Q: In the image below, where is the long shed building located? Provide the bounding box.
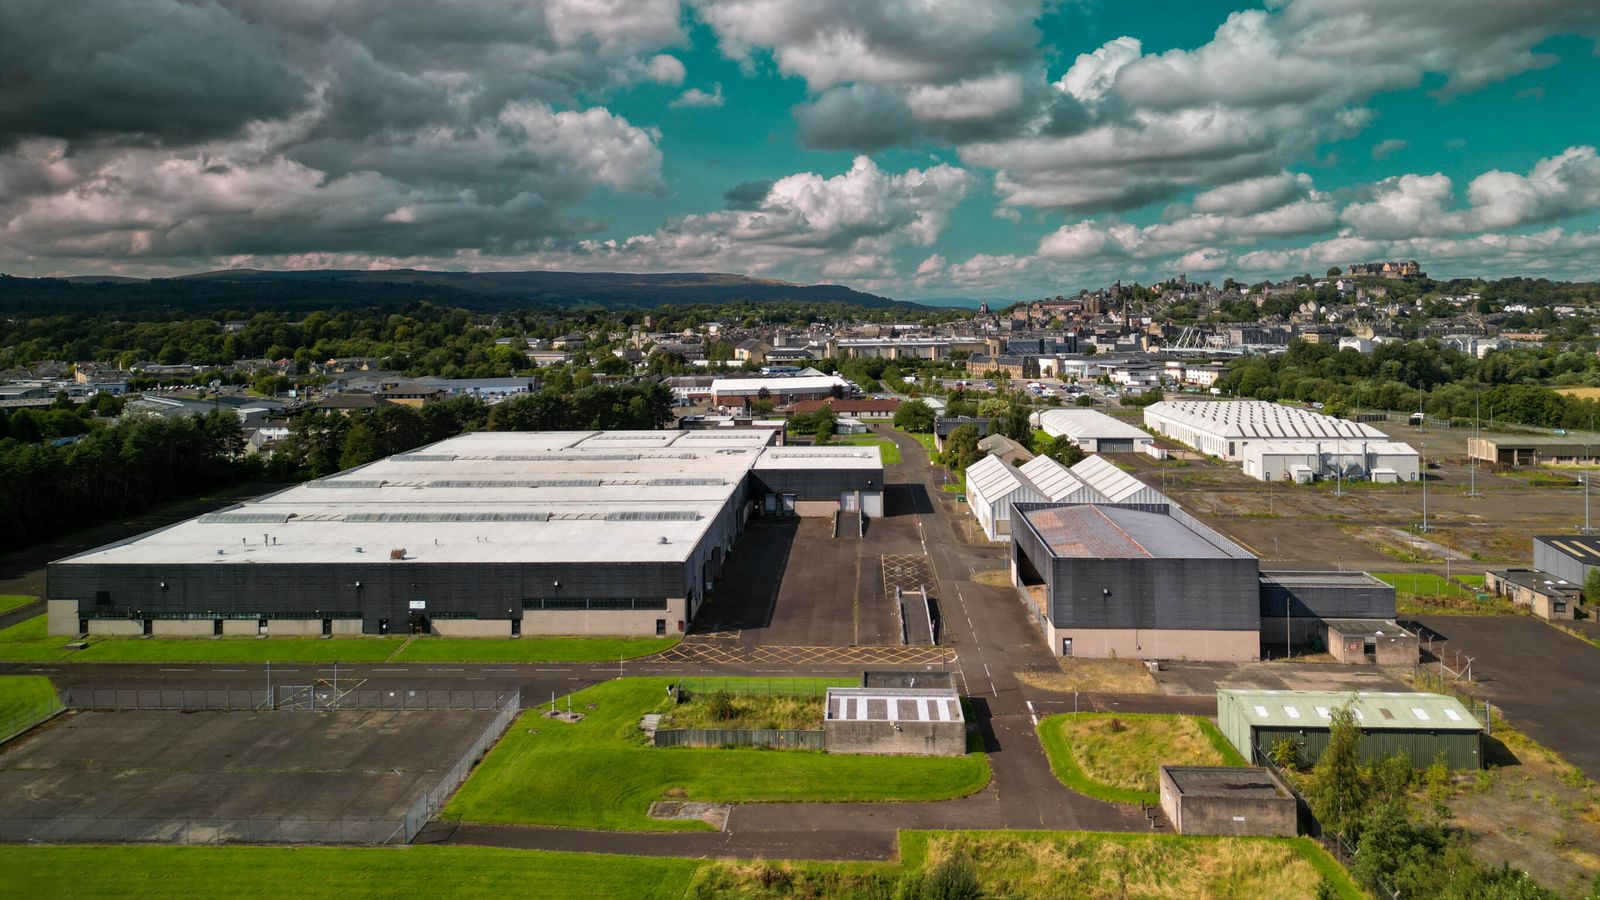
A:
[1217,689,1484,769]
[1143,400,1418,482]
[47,430,881,638]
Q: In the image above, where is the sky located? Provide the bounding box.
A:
[2,1,1599,302]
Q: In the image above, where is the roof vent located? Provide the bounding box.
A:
[659,536,670,544]
[389,548,407,560]
[355,547,364,553]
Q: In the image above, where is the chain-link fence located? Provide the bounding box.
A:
[404,689,520,840]
[0,815,406,845]
[59,686,512,712]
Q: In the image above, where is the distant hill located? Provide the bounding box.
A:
[0,268,917,314]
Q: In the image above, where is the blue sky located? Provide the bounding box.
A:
[3,1,1599,301]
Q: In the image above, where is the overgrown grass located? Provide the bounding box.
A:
[393,635,679,663]
[661,692,822,731]
[0,595,37,615]
[831,436,901,464]
[444,678,990,830]
[1037,712,1245,804]
[692,830,1363,900]
[0,845,702,900]
[0,617,680,664]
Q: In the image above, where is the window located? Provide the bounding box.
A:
[1284,706,1301,720]
[1411,708,1430,721]
[1314,706,1330,719]
[1252,705,1270,718]
[1443,709,1462,722]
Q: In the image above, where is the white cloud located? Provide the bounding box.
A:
[670,83,725,108]
[1057,37,1142,104]
[647,54,687,85]
[1190,172,1315,216]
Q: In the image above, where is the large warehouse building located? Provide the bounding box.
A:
[1011,502,1262,660]
[47,430,882,638]
[1533,534,1600,586]
[1032,408,1155,454]
[966,453,1170,541]
[1143,400,1418,482]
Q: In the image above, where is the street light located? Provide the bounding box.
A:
[1418,442,1431,533]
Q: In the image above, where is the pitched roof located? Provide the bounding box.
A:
[1018,456,1104,502]
[1069,454,1168,504]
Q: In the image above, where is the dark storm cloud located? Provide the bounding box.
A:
[723,180,774,209]
[0,0,308,146]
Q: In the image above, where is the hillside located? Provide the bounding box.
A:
[0,269,912,314]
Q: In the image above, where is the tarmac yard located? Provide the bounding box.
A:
[0,708,496,843]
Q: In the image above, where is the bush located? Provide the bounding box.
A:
[705,692,736,722]
[919,853,982,900]
[1269,736,1303,770]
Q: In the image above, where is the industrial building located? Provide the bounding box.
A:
[1486,568,1581,620]
[1143,400,1419,482]
[1217,690,1485,769]
[1468,435,1600,467]
[1257,571,1398,648]
[710,374,849,406]
[1007,502,1399,660]
[1032,408,1155,454]
[1011,502,1262,660]
[967,453,1167,542]
[46,430,882,638]
[1533,534,1600,586]
[1159,766,1296,836]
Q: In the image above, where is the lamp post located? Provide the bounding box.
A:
[1585,444,1594,534]
[1466,390,1482,498]
[1418,442,1431,533]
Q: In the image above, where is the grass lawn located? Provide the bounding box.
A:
[1374,572,1517,616]
[1014,658,1159,695]
[392,635,679,663]
[444,678,990,830]
[694,830,1363,900]
[0,595,38,615]
[0,617,680,664]
[831,436,901,464]
[1038,712,1245,804]
[1,845,702,900]
[0,675,60,730]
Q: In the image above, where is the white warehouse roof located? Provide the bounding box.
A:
[58,429,876,567]
[1144,400,1389,440]
[966,454,1038,503]
[710,375,849,395]
[1018,456,1106,503]
[1033,408,1153,442]
[1069,455,1171,505]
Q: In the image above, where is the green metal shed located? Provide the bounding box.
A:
[1217,689,1484,770]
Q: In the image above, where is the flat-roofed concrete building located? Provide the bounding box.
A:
[1533,534,1600,586]
[47,430,881,639]
[1485,568,1581,620]
[711,374,849,406]
[1159,766,1296,836]
[1010,502,1261,660]
[1469,436,1600,467]
[824,686,966,756]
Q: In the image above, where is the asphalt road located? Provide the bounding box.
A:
[1416,614,1600,781]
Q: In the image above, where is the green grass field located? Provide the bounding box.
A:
[1,832,1362,900]
[0,675,60,732]
[444,678,990,830]
[0,595,37,615]
[1037,712,1246,805]
[1374,572,1515,616]
[831,436,902,464]
[0,845,701,900]
[0,617,679,664]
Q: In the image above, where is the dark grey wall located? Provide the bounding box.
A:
[751,467,881,501]
[1258,578,1396,619]
[49,559,686,630]
[1048,556,1260,631]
